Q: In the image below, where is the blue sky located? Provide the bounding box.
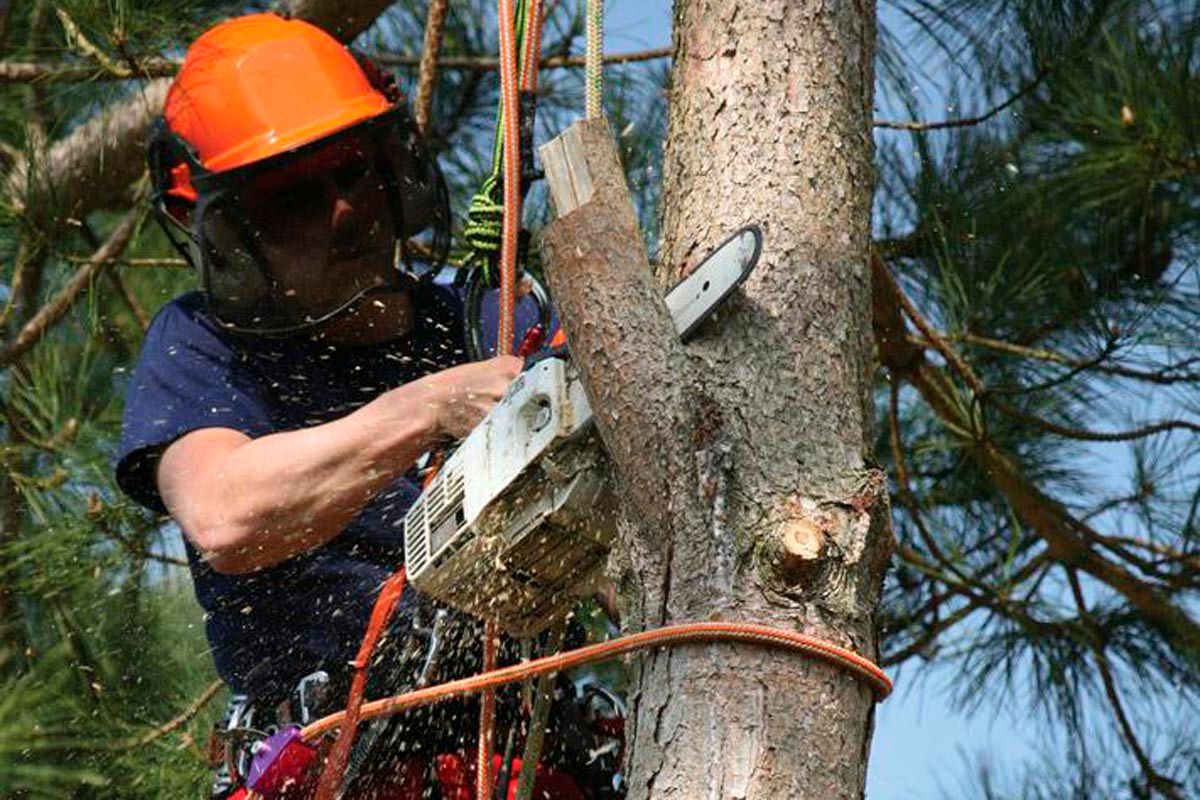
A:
[598,1,1043,796]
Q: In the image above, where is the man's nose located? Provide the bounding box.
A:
[330,194,362,243]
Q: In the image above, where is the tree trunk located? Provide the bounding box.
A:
[547,1,887,798]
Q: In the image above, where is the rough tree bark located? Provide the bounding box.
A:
[541,2,888,798]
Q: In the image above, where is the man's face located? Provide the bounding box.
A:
[236,132,398,325]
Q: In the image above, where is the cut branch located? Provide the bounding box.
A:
[539,119,700,622]
[538,121,694,525]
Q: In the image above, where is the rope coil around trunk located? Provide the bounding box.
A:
[300,621,892,745]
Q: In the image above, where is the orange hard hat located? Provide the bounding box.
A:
[164,13,391,178]
[147,13,450,335]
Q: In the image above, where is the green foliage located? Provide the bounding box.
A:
[876,0,1200,795]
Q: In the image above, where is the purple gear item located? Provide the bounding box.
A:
[247,725,319,797]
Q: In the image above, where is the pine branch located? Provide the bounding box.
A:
[0,206,142,369]
[0,239,48,331]
[78,219,150,332]
[872,254,1200,660]
[883,597,978,666]
[106,270,149,332]
[886,264,1200,442]
[373,46,673,71]
[0,57,176,83]
[1065,568,1185,800]
[957,332,1200,386]
[1091,534,1200,571]
[0,46,675,84]
[414,0,451,134]
[903,335,1200,443]
[4,81,168,228]
[102,523,186,569]
[54,8,132,79]
[66,256,188,268]
[985,397,1200,443]
[115,679,223,749]
[875,66,1052,132]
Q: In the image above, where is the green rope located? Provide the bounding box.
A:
[462,0,533,282]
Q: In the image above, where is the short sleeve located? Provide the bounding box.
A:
[115,293,274,513]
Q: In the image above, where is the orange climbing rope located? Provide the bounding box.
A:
[519,0,545,93]
[495,0,521,357]
[300,621,892,746]
[311,569,409,800]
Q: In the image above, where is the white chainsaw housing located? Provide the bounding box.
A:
[403,357,617,635]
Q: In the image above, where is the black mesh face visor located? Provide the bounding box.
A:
[149,107,450,335]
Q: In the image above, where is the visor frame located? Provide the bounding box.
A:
[148,106,450,336]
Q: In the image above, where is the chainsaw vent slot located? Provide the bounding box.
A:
[425,465,465,521]
[404,496,430,576]
[430,502,467,561]
[405,462,466,580]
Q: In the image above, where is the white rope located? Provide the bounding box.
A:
[585,0,603,118]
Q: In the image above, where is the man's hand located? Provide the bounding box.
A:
[420,355,523,440]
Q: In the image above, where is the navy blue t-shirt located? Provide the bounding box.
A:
[115,278,545,697]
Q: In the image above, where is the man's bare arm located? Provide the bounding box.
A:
[157,356,522,574]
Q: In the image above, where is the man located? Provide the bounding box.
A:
[116,13,604,799]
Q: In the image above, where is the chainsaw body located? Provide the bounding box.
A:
[403,357,617,635]
[404,225,761,635]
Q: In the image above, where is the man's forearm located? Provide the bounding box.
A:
[160,381,439,574]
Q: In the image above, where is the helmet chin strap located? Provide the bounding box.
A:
[212,271,417,339]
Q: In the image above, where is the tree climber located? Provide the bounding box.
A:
[114,13,613,799]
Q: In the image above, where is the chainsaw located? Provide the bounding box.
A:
[403,226,761,635]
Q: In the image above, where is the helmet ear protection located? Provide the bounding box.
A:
[147,15,450,335]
